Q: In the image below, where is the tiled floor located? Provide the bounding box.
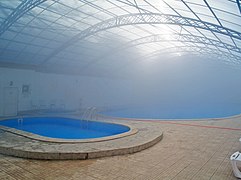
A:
[1,115,241,180]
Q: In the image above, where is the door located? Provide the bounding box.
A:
[3,87,18,116]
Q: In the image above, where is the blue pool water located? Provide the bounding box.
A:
[103,103,241,120]
[0,117,130,139]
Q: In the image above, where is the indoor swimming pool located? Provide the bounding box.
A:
[0,117,130,139]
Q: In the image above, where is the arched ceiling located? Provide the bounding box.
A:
[0,0,240,76]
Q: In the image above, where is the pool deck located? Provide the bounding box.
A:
[0,117,162,160]
[1,114,241,179]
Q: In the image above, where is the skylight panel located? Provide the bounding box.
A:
[22,25,45,36]
[0,1,21,17]
[37,30,60,41]
[154,41,169,47]
[139,24,177,35]
[1,50,19,60]
[213,10,241,32]
[140,0,168,13]
[139,44,162,54]
[48,22,71,33]
[77,16,102,26]
[109,26,142,39]
[38,0,55,10]
[104,6,131,15]
[51,2,73,15]
[66,9,89,21]
[232,50,241,57]
[129,25,153,37]
[186,2,216,21]
[63,60,89,67]
[221,21,241,35]
[233,39,241,48]
[195,28,218,40]
[214,32,237,46]
[6,41,25,52]
[207,0,239,15]
[0,7,13,21]
[173,41,188,47]
[14,33,34,43]
[44,40,61,49]
[22,44,42,54]
[25,19,52,31]
[176,9,199,19]
[18,13,38,26]
[80,3,102,15]
[113,4,141,14]
[89,0,118,11]
[141,43,159,51]
[38,9,62,22]
[150,6,176,15]
[55,17,76,27]
[1,30,17,40]
[59,0,81,8]
[71,22,90,31]
[30,5,45,14]
[92,10,114,20]
[17,53,35,62]
[135,4,159,13]
[35,47,54,56]
[48,32,73,44]
[178,26,203,37]
[164,0,195,16]
[194,14,218,25]
[31,37,50,46]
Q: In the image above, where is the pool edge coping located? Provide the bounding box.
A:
[99,112,241,121]
[0,132,163,160]
[0,125,138,143]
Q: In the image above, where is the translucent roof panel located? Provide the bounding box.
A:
[0,0,240,76]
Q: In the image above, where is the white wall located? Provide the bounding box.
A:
[0,68,133,116]
[1,57,241,117]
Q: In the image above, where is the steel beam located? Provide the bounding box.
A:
[237,0,241,13]
[77,33,241,71]
[125,34,241,53]
[115,45,241,73]
[0,0,46,36]
[103,45,240,77]
[143,47,240,65]
[66,13,241,40]
[41,13,241,65]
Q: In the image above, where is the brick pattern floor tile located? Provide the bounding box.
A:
[1,115,241,180]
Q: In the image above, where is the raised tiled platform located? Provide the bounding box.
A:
[0,117,163,160]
